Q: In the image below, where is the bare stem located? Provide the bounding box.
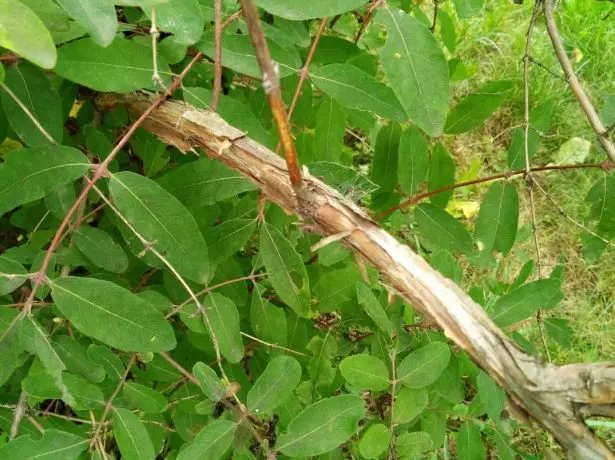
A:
[239,0,302,186]
[544,0,615,164]
[375,162,603,219]
[211,0,223,111]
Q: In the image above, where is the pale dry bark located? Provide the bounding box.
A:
[98,93,615,459]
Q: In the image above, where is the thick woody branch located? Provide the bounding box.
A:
[544,0,615,164]
[97,93,615,459]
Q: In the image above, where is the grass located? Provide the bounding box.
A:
[433,0,615,454]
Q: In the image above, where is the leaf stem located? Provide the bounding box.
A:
[211,0,223,111]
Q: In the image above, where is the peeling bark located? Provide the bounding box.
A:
[98,93,615,459]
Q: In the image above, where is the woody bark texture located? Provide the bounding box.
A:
[97,92,615,459]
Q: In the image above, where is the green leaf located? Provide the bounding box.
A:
[544,317,573,347]
[157,158,256,208]
[247,355,302,414]
[586,176,615,238]
[507,100,555,169]
[112,408,155,460]
[308,162,378,201]
[183,87,271,147]
[197,32,300,78]
[205,219,256,266]
[476,370,505,421]
[376,7,449,136]
[311,36,361,65]
[53,335,105,383]
[110,171,210,284]
[398,126,428,196]
[313,265,361,313]
[427,143,456,208]
[276,395,365,457]
[75,226,129,273]
[250,285,287,348]
[310,64,406,122]
[371,124,401,193]
[145,0,204,45]
[51,276,176,352]
[193,362,226,401]
[554,137,591,165]
[397,342,451,389]
[453,0,484,18]
[444,80,513,134]
[203,293,244,363]
[457,421,485,460]
[177,420,237,460]
[438,10,456,54]
[396,431,433,458]
[356,283,393,337]
[339,354,390,391]
[308,334,337,389]
[18,316,75,406]
[0,429,86,460]
[259,223,310,317]
[63,373,105,409]
[55,38,173,92]
[124,382,168,413]
[415,203,473,256]
[393,387,428,424]
[1,63,62,146]
[255,0,367,20]
[473,182,519,256]
[55,0,117,47]
[0,0,56,68]
[489,279,564,327]
[314,97,346,162]
[88,344,125,382]
[0,255,28,296]
[44,183,77,222]
[359,424,390,459]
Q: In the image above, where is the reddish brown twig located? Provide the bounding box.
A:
[239,0,302,186]
[21,52,205,314]
[375,162,603,219]
[355,0,383,43]
[275,17,328,155]
[211,0,223,111]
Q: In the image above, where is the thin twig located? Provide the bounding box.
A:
[239,0,302,186]
[240,331,309,357]
[355,0,383,43]
[149,8,164,87]
[9,391,27,440]
[523,1,551,362]
[222,9,243,29]
[22,51,204,316]
[211,0,223,111]
[90,355,136,447]
[544,0,615,164]
[430,0,439,33]
[526,55,565,81]
[0,83,58,145]
[167,272,267,318]
[375,162,603,219]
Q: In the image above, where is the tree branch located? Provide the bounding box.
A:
[100,93,615,458]
[544,0,615,164]
[210,0,223,111]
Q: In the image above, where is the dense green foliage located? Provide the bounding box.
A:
[0,0,614,458]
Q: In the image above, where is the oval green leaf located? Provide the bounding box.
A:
[255,0,368,20]
[75,226,129,273]
[51,276,176,352]
[0,0,56,68]
[110,171,209,284]
[259,223,310,317]
[247,355,301,414]
[359,424,390,459]
[177,420,237,460]
[376,7,449,136]
[0,146,89,217]
[193,362,226,401]
[398,126,429,196]
[0,255,28,296]
[474,182,519,256]
[203,293,244,363]
[123,382,168,413]
[427,143,456,208]
[415,203,473,256]
[339,354,390,391]
[112,408,156,460]
[396,342,451,389]
[55,0,118,47]
[277,395,365,457]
